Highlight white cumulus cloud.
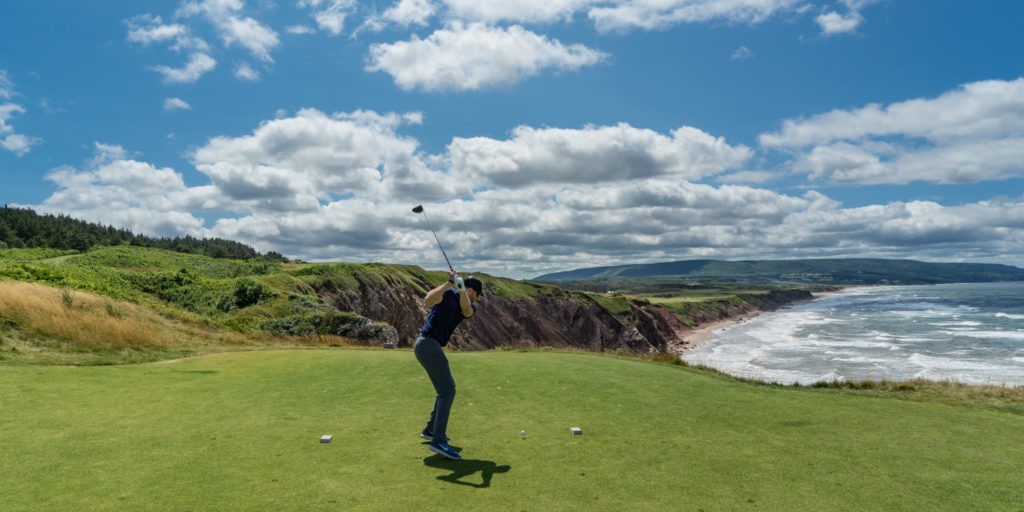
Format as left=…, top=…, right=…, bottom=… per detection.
left=163, top=97, right=191, bottom=111
left=178, top=0, right=280, bottom=62
left=588, top=0, right=807, bottom=32
left=0, top=71, right=41, bottom=156
left=359, top=0, right=436, bottom=33
left=298, top=0, right=357, bottom=36
left=816, top=0, right=881, bottom=36
left=448, top=123, right=752, bottom=187
left=126, top=15, right=187, bottom=45
left=816, top=10, right=862, bottom=35
left=731, top=45, right=754, bottom=60
left=235, top=63, right=260, bottom=81
left=759, top=77, right=1024, bottom=184
left=189, top=108, right=455, bottom=213
left=366, top=22, right=608, bottom=92
left=36, top=143, right=209, bottom=238
left=444, top=0, right=592, bottom=24
left=152, top=53, right=217, bottom=84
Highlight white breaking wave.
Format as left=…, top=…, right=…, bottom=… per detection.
left=683, top=283, right=1024, bottom=387
left=954, top=330, right=1024, bottom=341
left=931, top=320, right=983, bottom=328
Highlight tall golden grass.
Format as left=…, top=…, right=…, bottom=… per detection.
left=0, top=281, right=352, bottom=361
left=0, top=281, right=171, bottom=350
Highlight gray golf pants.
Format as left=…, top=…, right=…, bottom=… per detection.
left=414, top=335, right=456, bottom=443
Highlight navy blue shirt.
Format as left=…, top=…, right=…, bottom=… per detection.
left=420, top=289, right=474, bottom=346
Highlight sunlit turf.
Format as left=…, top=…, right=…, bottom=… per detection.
left=3, top=349, right=1024, bottom=511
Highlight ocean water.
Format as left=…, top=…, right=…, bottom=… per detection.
left=682, top=282, right=1024, bottom=387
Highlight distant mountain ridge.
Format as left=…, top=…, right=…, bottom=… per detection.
left=534, top=258, right=1024, bottom=285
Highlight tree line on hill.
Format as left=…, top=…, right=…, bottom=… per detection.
left=0, top=206, right=283, bottom=261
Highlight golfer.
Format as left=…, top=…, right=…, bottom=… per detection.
left=415, top=269, right=482, bottom=460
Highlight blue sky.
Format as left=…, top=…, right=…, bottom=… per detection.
left=1, top=0, right=1022, bottom=279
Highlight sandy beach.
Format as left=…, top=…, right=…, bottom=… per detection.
left=674, top=316, right=755, bottom=355
left=674, top=289, right=846, bottom=355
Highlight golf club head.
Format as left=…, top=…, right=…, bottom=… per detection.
left=412, top=205, right=423, bottom=213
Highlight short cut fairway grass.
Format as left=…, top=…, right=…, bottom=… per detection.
left=3, top=349, right=1024, bottom=511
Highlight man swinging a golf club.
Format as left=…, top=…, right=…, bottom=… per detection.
left=412, top=205, right=483, bottom=460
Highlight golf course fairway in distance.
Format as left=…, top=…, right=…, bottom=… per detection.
left=2, top=349, right=1023, bottom=511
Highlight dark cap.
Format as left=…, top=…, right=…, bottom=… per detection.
left=464, top=276, right=483, bottom=294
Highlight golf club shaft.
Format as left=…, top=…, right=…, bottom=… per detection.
left=423, top=211, right=453, bottom=271
left=413, top=206, right=454, bottom=271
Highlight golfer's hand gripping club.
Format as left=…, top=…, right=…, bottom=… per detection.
left=447, top=268, right=465, bottom=291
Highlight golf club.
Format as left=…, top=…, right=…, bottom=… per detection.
left=412, top=205, right=453, bottom=271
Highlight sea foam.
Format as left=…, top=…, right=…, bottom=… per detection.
left=683, top=282, right=1024, bottom=387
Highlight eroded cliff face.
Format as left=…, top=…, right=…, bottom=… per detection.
left=312, top=272, right=810, bottom=355
left=451, top=292, right=690, bottom=353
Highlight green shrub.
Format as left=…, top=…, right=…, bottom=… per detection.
left=259, top=300, right=360, bottom=336
left=222, top=278, right=273, bottom=311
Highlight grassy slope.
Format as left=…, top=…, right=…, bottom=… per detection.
left=0, top=247, right=438, bottom=363
left=0, top=246, right=648, bottom=363
left=3, top=349, right=1023, bottom=511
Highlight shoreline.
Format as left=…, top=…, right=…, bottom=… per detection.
left=677, top=316, right=751, bottom=353
left=674, top=288, right=849, bottom=356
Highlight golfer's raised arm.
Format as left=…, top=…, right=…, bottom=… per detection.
left=424, top=280, right=448, bottom=307
left=459, top=288, right=473, bottom=318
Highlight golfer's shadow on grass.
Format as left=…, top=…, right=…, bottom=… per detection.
left=423, top=450, right=511, bottom=488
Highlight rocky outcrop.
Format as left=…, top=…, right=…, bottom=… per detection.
left=452, top=292, right=690, bottom=353
left=333, top=317, right=399, bottom=347
left=312, top=272, right=425, bottom=344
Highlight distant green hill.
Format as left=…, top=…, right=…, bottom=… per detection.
left=535, top=258, right=1024, bottom=286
